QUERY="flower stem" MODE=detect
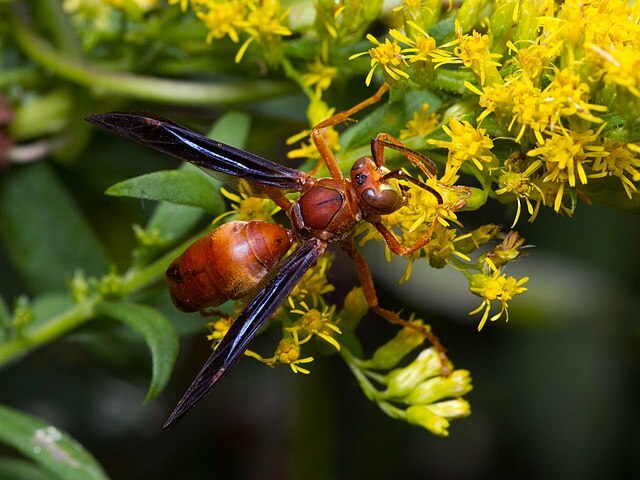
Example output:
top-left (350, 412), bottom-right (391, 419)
top-left (11, 4), bottom-right (294, 106)
top-left (0, 297), bottom-right (99, 365)
top-left (0, 230), bottom-right (205, 366)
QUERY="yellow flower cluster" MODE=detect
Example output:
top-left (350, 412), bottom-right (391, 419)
top-left (170, 0), bottom-right (291, 63)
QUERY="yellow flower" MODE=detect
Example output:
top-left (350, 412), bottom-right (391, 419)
top-left (428, 118), bottom-right (495, 183)
top-left (453, 20), bottom-right (502, 86)
top-left (506, 39), bottom-right (561, 84)
top-left (272, 337), bottom-right (314, 374)
top-left (590, 45), bottom-right (640, 98)
top-left (246, 335), bottom-right (315, 374)
top-left (301, 58), bottom-right (338, 97)
top-left (468, 262), bottom-right (529, 331)
top-left (349, 34), bottom-right (410, 86)
top-left (195, 0), bottom-right (246, 44)
top-left (589, 140), bottom-right (640, 199)
top-left (206, 316), bottom-right (232, 349)
top-left (289, 302), bottom-right (341, 351)
top-left (219, 187), bottom-right (279, 222)
top-left (388, 24), bottom-right (459, 85)
top-left (543, 68), bottom-right (607, 125)
top-left (400, 103), bottom-right (440, 139)
top-left (527, 125), bottom-right (607, 210)
top-left (287, 254), bottom-right (334, 307)
top-left (495, 154), bottom-right (544, 226)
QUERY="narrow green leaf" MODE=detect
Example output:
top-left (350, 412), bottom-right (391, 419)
top-left (0, 458), bottom-right (55, 480)
top-left (0, 163), bottom-right (109, 293)
top-left (106, 169), bottom-right (224, 214)
top-left (0, 405), bottom-right (110, 480)
top-left (95, 302), bottom-right (179, 402)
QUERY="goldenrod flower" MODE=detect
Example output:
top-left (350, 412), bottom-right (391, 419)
top-left (428, 118), bottom-right (495, 183)
top-left (195, 0), bottom-right (246, 44)
top-left (219, 187), bottom-right (279, 222)
top-left (527, 125), bottom-right (607, 210)
top-left (206, 316), bottom-right (232, 349)
top-left (247, 336), bottom-right (315, 374)
top-left (468, 261), bottom-right (529, 331)
top-left (589, 140), bottom-right (640, 199)
top-left (288, 254), bottom-right (334, 307)
top-left (453, 20), bottom-right (502, 86)
top-left (349, 34), bottom-right (410, 86)
top-left (389, 24), bottom-right (459, 85)
top-left (495, 156), bottom-right (544, 226)
top-left (400, 103), bottom-right (440, 139)
top-left (289, 302), bottom-right (342, 351)
top-left (301, 58), bottom-right (338, 97)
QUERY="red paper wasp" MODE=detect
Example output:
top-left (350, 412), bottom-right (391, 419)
top-left (87, 84), bottom-right (464, 429)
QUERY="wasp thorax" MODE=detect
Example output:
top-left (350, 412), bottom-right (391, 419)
top-left (350, 156), bottom-right (402, 215)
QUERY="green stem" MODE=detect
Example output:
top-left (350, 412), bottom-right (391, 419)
top-left (0, 228), bottom-right (206, 366)
top-left (340, 346), bottom-right (378, 401)
top-left (11, 4), bottom-right (295, 106)
top-left (0, 297), bottom-right (99, 365)
top-left (121, 235), bottom-right (199, 293)
top-left (0, 67), bottom-right (39, 87)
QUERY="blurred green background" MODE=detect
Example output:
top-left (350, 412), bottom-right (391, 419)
top-left (1, 1), bottom-right (640, 479)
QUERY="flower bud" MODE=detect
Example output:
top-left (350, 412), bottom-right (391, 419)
top-left (405, 405), bottom-right (451, 436)
top-left (406, 370), bottom-right (473, 405)
top-left (361, 323), bottom-right (426, 370)
top-left (384, 348), bottom-right (440, 398)
top-left (427, 399), bottom-right (472, 420)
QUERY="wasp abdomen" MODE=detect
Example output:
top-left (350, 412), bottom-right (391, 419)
top-left (165, 220), bottom-right (292, 312)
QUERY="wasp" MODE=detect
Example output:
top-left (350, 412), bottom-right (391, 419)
top-left (87, 84), bottom-right (465, 429)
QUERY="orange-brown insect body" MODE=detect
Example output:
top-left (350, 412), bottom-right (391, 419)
top-left (165, 220), bottom-right (292, 312)
top-left (291, 177), bottom-right (362, 242)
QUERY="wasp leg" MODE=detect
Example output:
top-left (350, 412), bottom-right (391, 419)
top-left (371, 132), bottom-right (438, 178)
top-left (340, 239), bottom-right (450, 375)
top-left (373, 219), bottom-right (440, 257)
top-left (310, 83), bottom-right (389, 180)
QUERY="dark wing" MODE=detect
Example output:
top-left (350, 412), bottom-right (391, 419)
top-left (162, 238), bottom-right (327, 429)
top-left (86, 112), bottom-right (309, 195)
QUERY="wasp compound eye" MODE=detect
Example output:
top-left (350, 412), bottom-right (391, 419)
top-left (361, 186), bottom-right (402, 215)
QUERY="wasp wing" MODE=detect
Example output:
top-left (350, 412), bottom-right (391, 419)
top-left (87, 112), bottom-right (309, 195)
top-left (163, 238), bottom-right (327, 429)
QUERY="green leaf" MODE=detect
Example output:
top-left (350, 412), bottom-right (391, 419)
top-left (137, 111), bottom-right (252, 252)
top-left (28, 293), bottom-right (75, 331)
top-left (341, 90), bottom-right (442, 153)
top-left (206, 110), bottom-right (251, 146)
top-left (95, 302), bottom-right (179, 402)
top-left (0, 458), bottom-right (55, 480)
top-left (0, 405), bottom-right (110, 480)
top-left (106, 169), bottom-right (224, 214)
top-left (0, 163), bottom-right (109, 293)
top-left (146, 202), bottom-right (206, 246)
